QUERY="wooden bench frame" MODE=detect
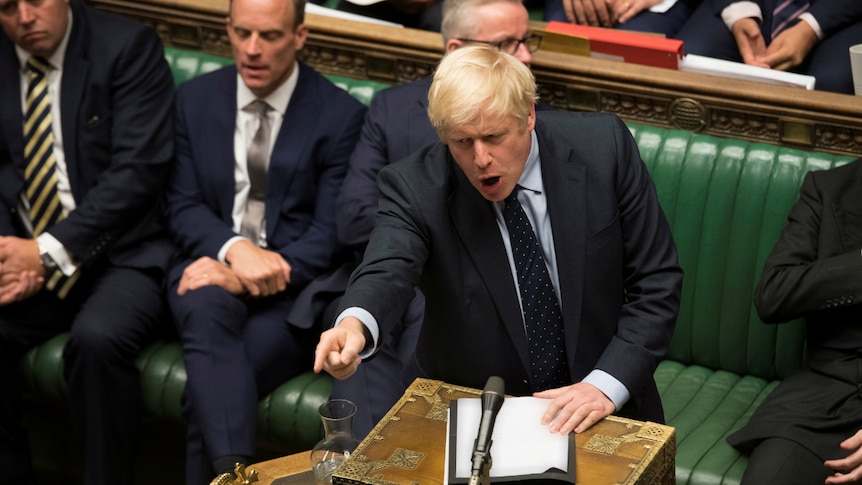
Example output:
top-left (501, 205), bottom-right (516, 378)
top-left (90, 0), bottom-right (862, 158)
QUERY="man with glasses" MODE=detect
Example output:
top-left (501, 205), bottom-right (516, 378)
top-left (331, 0), bottom-right (546, 439)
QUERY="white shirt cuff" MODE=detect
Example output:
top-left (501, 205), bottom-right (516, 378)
top-left (721, 1), bottom-right (762, 29)
top-left (335, 307), bottom-right (380, 359)
top-left (648, 0), bottom-right (677, 14)
top-left (218, 236), bottom-right (247, 265)
top-left (798, 13), bottom-right (823, 40)
top-left (37, 233), bottom-right (79, 276)
top-left (581, 369), bottom-right (630, 412)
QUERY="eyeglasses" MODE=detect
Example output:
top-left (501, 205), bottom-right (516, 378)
top-left (456, 34), bottom-right (542, 55)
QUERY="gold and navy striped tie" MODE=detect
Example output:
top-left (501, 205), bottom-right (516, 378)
top-left (24, 56), bottom-right (78, 298)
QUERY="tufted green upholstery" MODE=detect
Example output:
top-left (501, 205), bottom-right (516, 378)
top-left (632, 124), bottom-right (853, 484)
top-left (20, 46), bottom-right (857, 483)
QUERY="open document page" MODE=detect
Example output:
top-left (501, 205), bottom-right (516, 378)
top-left (444, 396), bottom-right (575, 484)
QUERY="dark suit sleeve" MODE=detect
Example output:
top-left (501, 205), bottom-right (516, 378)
top-left (272, 102), bottom-right (365, 287)
top-left (335, 92), bottom-right (392, 248)
top-left (49, 26), bottom-right (174, 265)
top-left (754, 167), bottom-right (862, 323)
top-left (339, 157), bottom-right (433, 335)
top-left (808, 0), bottom-right (862, 37)
top-left (593, 116), bottom-right (682, 396)
top-left (164, 82), bottom-right (240, 260)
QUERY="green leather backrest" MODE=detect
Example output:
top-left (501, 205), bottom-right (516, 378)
top-left (163, 47), bottom-right (390, 105)
top-left (631, 123), bottom-right (855, 381)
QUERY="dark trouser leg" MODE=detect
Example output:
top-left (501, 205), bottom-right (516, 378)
top-left (170, 274), bottom-right (316, 485)
top-left (63, 267), bottom-right (165, 485)
top-left (0, 290), bottom-right (78, 485)
top-left (741, 437), bottom-right (830, 485)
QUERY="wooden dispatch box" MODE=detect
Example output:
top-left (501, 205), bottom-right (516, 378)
top-left (332, 378), bottom-right (676, 485)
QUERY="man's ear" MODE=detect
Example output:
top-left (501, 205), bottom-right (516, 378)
top-left (445, 39), bottom-right (463, 54)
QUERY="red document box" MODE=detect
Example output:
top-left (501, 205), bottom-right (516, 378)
top-left (545, 21), bottom-right (683, 70)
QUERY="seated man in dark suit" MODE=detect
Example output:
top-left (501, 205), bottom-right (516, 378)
top-left (332, 0), bottom-right (546, 439)
top-left (163, 0), bottom-right (366, 481)
top-left (727, 159), bottom-right (862, 484)
top-left (0, 0), bottom-right (175, 483)
top-left (316, 45), bottom-right (683, 434)
top-left (676, 0), bottom-right (862, 94)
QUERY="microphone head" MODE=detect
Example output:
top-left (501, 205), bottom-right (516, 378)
top-left (483, 376), bottom-right (504, 398)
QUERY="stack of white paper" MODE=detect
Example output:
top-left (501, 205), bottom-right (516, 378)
top-left (679, 54), bottom-right (816, 89)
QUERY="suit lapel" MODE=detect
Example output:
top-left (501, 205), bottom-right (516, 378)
top-left (60, 2), bottom-right (88, 201)
top-left (449, 160), bottom-right (533, 374)
top-left (537, 122), bottom-right (587, 372)
top-left (205, 72), bottom-right (239, 222)
top-left (265, 63), bottom-right (315, 237)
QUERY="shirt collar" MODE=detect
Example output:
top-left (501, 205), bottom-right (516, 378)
top-left (16, 7), bottom-right (72, 73)
top-left (236, 61), bottom-right (299, 115)
top-left (517, 130), bottom-right (543, 194)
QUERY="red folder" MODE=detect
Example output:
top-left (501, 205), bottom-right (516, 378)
top-left (545, 21), bottom-right (684, 70)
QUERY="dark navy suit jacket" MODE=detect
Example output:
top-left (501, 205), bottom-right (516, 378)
top-left (165, 63), bottom-right (366, 326)
top-left (339, 112), bottom-right (683, 421)
top-left (0, 0), bottom-right (175, 273)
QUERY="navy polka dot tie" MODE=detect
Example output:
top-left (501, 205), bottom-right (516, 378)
top-left (503, 188), bottom-right (570, 391)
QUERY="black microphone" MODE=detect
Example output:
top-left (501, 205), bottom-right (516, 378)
top-left (470, 376), bottom-right (505, 481)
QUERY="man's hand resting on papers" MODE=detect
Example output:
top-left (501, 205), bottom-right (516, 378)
top-left (731, 17), bottom-right (769, 68)
top-left (534, 382), bottom-right (615, 434)
top-left (760, 20), bottom-right (818, 71)
top-left (314, 316), bottom-right (366, 379)
top-left (731, 17), bottom-right (818, 72)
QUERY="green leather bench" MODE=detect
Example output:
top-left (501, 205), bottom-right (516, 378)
top-left (21, 46), bottom-right (856, 483)
top-left (634, 128), bottom-right (854, 483)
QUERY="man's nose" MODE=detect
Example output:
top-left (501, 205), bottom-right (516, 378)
top-left (245, 34), bottom-right (262, 56)
top-left (18, 2), bottom-right (36, 25)
top-left (474, 142), bottom-right (492, 168)
top-left (514, 43), bottom-right (532, 65)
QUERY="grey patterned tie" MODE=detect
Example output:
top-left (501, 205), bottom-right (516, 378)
top-left (240, 100), bottom-right (272, 246)
top-left (503, 187), bottom-right (570, 391)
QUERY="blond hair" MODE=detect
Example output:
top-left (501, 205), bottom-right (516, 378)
top-left (427, 45), bottom-right (537, 139)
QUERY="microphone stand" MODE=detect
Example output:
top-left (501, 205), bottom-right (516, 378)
top-left (468, 454), bottom-right (492, 485)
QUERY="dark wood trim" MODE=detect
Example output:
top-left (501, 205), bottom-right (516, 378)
top-left (88, 0), bottom-right (862, 157)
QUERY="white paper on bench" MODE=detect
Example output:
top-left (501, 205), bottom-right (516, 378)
top-left (679, 54), bottom-right (816, 89)
top-left (447, 396), bottom-right (569, 480)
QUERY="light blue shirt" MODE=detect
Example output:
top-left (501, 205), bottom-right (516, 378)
top-left (339, 131), bottom-right (630, 410)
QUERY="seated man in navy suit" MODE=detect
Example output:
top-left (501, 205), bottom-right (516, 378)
top-left (332, 0), bottom-right (548, 439)
top-left (0, 0), bottom-right (174, 483)
top-left (317, 45), bottom-right (682, 435)
top-left (676, 0), bottom-right (862, 94)
top-left (163, 0), bottom-right (366, 482)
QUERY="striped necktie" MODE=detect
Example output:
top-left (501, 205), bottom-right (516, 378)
top-left (771, 0), bottom-right (809, 38)
top-left (24, 57), bottom-right (78, 299)
top-left (503, 188), bottom-right (570, 391)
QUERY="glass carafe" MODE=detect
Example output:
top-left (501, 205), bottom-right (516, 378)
top-left (309, 399), bottom-right (360, 484)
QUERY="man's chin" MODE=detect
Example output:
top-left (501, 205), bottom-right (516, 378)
top-left (240, 76), bottom-right (272, 96)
